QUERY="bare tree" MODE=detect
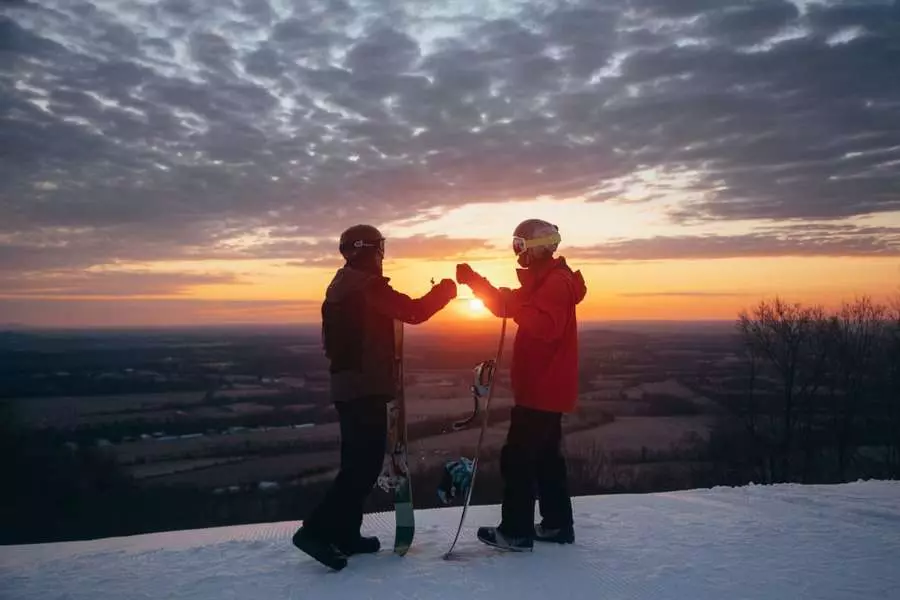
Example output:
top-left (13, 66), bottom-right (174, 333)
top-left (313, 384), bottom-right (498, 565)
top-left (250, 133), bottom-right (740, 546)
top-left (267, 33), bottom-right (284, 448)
top-left (731, 330), bottom-right (773, 483)
top-left (798, 313), bottom-right (833, 481)
top-left (825, 296), bottom-right (888, 480)
top-left (736, 297), bottom-right (830, 482)
top-left (885, 295), bottom-right (900, 477)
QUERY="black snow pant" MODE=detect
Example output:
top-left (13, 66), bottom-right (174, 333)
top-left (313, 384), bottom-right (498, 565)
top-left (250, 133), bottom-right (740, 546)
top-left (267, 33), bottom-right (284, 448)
top-left (498, 405), bottom-right (573, 539)
top-left (302, 396), bottom-right (387, 545)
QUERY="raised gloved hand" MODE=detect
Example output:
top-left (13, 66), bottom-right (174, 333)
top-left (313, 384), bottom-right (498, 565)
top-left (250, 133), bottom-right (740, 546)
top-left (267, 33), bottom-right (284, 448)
top-left (455, 263), bottom-right (478, 286)
top-left (435, 277), bottom-right (457, 299)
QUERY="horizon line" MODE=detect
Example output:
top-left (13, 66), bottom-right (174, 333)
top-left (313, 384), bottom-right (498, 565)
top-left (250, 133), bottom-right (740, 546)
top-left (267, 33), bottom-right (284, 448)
top-left (0, 318), bottom-right (739, 333)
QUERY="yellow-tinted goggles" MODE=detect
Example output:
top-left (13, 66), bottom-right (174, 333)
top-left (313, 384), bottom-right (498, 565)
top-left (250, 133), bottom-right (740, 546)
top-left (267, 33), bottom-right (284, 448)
top-left (512, 232), bottom-right (561, 255)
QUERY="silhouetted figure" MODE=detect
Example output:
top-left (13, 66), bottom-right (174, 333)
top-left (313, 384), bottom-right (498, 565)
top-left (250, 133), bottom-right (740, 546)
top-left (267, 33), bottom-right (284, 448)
top-left (456, 218), bottom-right (587, 551)
top-left (293, 224), bottom-right (457, 570)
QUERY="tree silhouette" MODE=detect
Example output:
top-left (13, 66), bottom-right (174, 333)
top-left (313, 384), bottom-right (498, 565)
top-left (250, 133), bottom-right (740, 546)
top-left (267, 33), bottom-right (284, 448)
top-left (737, 297), bottom-right (829, 482)
top-left (734, 295), bottom-right (900, 484)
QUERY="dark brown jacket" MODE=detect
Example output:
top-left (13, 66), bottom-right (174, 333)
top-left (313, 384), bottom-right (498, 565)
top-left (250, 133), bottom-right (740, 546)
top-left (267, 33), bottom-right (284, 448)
top-left (321, 266), bottom-right (455, 403)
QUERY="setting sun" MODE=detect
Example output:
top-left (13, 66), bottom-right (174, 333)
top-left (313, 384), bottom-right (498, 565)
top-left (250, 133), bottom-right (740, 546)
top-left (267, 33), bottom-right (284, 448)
top-left (467, 298), bottom-right (487, 316)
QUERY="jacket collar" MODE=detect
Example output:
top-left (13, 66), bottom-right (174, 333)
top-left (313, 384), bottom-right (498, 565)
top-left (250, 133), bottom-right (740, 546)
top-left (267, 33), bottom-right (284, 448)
top-left (515, 256), bottom-right (587, 304)
top-left (516, 257), bottom-right (566, 290)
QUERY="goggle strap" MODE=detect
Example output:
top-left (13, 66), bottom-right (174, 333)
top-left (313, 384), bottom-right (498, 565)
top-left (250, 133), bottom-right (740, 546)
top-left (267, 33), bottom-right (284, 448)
top-left (514, 232), bottom-right (561, 251)
top-left (352, 239), bottom-right (385, 250)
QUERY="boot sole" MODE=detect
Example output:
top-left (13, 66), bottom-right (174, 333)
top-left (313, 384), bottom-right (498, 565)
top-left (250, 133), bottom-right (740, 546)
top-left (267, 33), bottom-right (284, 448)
top-left (336, 536), bottom-right (381, 556)
top-left (477, 534), bottom-right (534, 552)
top-left (293, 533), bottom-right (349, 571)
top-left (340, 547), bottom-right (381, 556)
top-left (535, 537), bottom-right (574, 544)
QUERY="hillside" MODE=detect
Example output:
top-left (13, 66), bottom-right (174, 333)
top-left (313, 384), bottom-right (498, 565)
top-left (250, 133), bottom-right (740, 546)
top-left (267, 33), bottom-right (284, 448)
top-left (2, 481), bottom-right (898, 599)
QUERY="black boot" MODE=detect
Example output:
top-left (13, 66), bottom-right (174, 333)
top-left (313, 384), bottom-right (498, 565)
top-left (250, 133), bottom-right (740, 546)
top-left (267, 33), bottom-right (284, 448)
top-left (292, 526), bottom-right (348, 571)
top-left (336, 535), bottom-right (381, 556)
top-left (476, 526), bottom-right (533, 552)
top-left (534, 523), bottom-right (574, 544)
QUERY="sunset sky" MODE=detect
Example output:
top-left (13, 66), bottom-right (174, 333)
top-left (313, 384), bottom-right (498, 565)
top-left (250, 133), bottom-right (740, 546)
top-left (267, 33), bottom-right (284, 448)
top-left (2, 0), bottom-right (898, 328)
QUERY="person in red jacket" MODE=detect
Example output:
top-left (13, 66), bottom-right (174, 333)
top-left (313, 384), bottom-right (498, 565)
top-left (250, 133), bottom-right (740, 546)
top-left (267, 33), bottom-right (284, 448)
top-left (294, 224), bottom-right (457, 570)
top-left (456, 218), bottom-right (587, 552)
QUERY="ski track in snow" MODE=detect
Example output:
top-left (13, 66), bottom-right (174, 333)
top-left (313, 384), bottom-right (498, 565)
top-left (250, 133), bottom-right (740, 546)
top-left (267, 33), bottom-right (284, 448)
top-left (2, 481), bottom-right (900, 600)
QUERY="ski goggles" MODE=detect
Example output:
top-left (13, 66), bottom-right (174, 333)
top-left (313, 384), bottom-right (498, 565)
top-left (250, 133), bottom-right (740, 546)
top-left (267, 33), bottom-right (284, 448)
top-left (351, 238), bottom-right (385, 255)
top-left (512, 232), bottom-right (561, 256)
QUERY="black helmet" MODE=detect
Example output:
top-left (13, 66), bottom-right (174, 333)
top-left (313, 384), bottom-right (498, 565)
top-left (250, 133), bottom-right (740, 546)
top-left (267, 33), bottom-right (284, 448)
top-left (339, 224), bottom-right (385, 260)
top-left (512, 219), bottom-right (560, 266)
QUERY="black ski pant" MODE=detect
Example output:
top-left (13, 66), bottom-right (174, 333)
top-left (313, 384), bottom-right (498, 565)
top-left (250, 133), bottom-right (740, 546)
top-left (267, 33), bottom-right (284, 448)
top-left (302, 396), bottom-right (387, 545)
top-left (498, 405), bottom-right (573, 538)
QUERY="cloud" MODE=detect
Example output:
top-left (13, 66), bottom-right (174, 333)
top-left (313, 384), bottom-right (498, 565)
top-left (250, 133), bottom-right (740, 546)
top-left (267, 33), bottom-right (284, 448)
top-left (1, 0), bottom-right (898, 297)
top-left (385, 234), bottom-right (495, 260)
top-left (567, 224), bottom-right (900, 261)
top-left (278, 234), bottom-right (495, 269)
top-left (0, 297), bottom-right (322, 327)
top-left (0, 269), bottom-right (240, 297)
top-left (0, 224), bottom-right (492, 274)
top-left (617, 291), bottom-right (754, 298)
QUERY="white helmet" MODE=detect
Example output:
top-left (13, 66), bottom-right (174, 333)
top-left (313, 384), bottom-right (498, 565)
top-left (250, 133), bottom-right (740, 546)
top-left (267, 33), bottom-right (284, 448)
top-left (512, 219), bottom-right (561, 267)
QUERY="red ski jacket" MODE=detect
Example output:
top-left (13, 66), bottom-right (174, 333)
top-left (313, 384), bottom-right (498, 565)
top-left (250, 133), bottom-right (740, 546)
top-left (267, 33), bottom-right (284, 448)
top-left (466, 257), bottom-right (587, 414)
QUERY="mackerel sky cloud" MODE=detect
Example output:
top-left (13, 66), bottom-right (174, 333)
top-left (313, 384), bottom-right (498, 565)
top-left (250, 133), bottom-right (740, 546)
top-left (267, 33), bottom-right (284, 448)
top-left (1, 0), bottom-right (899, 323)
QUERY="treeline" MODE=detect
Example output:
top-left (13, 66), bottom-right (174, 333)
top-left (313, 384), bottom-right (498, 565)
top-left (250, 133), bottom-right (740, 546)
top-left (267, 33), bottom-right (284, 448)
top-left (711, 295), bottom-right (900, 485)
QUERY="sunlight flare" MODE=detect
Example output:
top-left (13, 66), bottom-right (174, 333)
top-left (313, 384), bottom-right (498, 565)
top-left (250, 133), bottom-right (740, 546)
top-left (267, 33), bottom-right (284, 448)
top-left (468, 297), bottom-right (487, 316)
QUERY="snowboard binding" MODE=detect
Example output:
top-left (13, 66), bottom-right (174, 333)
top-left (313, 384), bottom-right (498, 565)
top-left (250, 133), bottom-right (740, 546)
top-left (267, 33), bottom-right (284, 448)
top-left (451, 359), bottom-right (496, 431)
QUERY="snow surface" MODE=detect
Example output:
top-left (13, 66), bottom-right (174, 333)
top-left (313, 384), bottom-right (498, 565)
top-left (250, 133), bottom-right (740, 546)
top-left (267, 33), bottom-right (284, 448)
top-left (2, 481), bottom-right (900, 600)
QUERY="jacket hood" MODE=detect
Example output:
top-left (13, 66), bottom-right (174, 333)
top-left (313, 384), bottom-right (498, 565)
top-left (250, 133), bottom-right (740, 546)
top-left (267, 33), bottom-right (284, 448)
top-left (516, 256), bottom-right (586, 304)
top-left (324, 266), bottom-right (386, 302)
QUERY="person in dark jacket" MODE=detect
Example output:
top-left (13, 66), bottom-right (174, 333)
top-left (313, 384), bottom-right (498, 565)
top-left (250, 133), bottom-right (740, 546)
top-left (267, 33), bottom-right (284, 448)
top-left (293, 224), bottom-right (457, 570)
top-left (456, 218), bottom-right (587, 552)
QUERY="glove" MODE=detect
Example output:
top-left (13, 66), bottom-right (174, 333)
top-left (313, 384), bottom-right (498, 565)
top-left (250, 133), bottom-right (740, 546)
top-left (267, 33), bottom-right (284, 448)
top-left (435, 278), bottom-right (457, 299)
top-left (436, 457), bottom-right (474, 505)
top-left (456, 263), bottom-right (478, 286)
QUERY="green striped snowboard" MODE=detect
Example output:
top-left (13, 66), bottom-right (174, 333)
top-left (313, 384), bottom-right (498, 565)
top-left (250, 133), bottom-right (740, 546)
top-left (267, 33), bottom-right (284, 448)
top-left (388, 319), bottom-right (414, 555)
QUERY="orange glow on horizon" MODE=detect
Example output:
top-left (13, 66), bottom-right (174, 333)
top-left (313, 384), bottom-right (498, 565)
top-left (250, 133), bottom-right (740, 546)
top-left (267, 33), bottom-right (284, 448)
top-left (1, 254), bottom-right (896, 328)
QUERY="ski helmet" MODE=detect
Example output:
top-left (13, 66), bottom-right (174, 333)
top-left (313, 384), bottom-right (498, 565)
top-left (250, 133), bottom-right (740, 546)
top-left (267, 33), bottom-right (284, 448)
top-left (339, 224), bottom-right (385, 261)
top-left (512, 219), bottom-right (561, 267)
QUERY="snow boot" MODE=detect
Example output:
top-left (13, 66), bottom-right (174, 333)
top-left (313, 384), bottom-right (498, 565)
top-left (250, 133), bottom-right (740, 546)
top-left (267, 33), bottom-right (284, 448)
top-left (292, 526), bottom-right (348, 571)
top-left (534, 523), bottom-right (574, 544)
top-left (476, 526), bottom-right (534, 552)
top-left (336, 535), bottom-right (381, 556)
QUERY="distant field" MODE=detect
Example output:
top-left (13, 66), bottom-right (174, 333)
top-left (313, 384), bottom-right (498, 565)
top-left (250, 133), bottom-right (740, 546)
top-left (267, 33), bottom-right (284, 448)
top-left (625, 379), bottom-right (697, 400)
top-left (113, 423), bottom-right (339, 464)
top-left (411, 423), bottom-right (511, 459)
top-left (564, 416), bottom-right (716, 455)
top-left (406, 392), bottom-right (514, 423)
top-left (14, 402), bottom-right (292, 429)
top-left (9, 391), bottom-right (210, 428)
top-left (4, 329), bottom-right (745, 494)
top-left (144, 451), bottom-right (339, 488)
top-left (126, 457), bottom-right (246, 479)
top-left (212, 388), bottom-right (286, 400)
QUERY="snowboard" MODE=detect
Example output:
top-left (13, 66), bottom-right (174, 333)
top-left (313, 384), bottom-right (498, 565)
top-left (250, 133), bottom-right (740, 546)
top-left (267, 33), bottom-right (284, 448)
top-left (443, 315), bottom-right (508, 559)
top-left (385, 318), bottom-right (414, 555)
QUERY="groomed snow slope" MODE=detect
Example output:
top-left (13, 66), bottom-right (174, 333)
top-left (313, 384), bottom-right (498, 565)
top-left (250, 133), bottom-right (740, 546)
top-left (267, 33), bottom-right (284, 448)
top-left (2, 481), bottom-right (899, 600)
